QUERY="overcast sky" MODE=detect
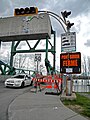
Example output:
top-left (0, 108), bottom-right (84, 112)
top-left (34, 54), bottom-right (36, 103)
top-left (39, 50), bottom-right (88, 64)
top-left (0, 0), bottom-right (90, 70)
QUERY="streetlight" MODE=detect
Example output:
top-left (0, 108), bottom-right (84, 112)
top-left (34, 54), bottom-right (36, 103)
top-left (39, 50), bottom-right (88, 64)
top-left (61, 10), bottom-right (74, 31)
top-left (38, 10), bottom-right (67, 32)
top-left (61, 11), bottom-right (71, 22)
top-left (66, 20), bottom-right (74, 31)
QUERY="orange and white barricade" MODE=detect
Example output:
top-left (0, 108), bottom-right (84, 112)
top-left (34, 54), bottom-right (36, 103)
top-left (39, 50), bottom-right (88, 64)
top-left (32, 75), bottom-right (62, 93)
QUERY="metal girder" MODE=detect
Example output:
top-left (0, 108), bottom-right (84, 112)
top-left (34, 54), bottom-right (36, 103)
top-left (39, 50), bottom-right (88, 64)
top-left (45, 31), bottom-right (56, 74)
top-left (9, 31), bottom-right (56, 75)
top-left (10, 31), bottom-right (56, 62)
top-left (0, 60), bottom-right (16, 75)
top-left (12, 49), bottom-right (55, 53)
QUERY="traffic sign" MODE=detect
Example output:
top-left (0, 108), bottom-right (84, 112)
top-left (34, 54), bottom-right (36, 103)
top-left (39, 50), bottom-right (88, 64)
top-left (34, 54), bottom-right (41, 62)
top-left (60, 52), bottom-right (81, 74)
top-left (61, 32), bottom-right (76, 52)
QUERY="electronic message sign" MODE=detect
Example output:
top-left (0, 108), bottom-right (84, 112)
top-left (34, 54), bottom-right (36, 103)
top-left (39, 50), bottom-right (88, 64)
top-left (60, 52), bottom-right (81, 74)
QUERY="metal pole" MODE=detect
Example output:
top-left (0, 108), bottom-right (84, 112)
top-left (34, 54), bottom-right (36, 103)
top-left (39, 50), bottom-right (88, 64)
top-left (37, 60), bottom-right (38, 73)
top-left (38, 10), bottom-right (66, 25)
top-left (45, 37), bottom-right (49, 75)
top-left (38, 10), bottom-right (66, 32)
top-left (0, 40), bottom-right (1, 48)
top-left (10, 41), bottom-right (15, 67)
top-left (53, 31), bottom-right (56, 72)
top-left (46, 37), bottom-right (48, 60)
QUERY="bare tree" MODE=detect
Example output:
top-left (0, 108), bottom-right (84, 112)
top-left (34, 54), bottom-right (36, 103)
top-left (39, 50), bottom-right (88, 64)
top-left (82, 55), bottom-right (87, 76)
top-left (13, 54), bottom-right (35, 70)
top-left (87, 56), bottom-right (90, 75)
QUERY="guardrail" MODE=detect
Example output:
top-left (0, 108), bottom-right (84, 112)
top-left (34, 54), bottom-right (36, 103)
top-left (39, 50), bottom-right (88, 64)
top-left (0, 75), bottom-right (11, 83)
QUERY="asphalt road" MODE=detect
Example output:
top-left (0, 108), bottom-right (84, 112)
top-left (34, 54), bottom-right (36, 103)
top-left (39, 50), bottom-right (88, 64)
top-left (0, 82), bottom-right (31, 120)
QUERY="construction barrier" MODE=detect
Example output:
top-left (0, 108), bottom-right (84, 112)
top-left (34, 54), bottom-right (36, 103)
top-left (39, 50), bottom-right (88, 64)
top-left (32, 75), bottom-right (62, 93)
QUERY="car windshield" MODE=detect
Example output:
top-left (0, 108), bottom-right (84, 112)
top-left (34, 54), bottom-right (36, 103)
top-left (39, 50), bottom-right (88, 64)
top-left (12, 75), bottom-right (25, 79)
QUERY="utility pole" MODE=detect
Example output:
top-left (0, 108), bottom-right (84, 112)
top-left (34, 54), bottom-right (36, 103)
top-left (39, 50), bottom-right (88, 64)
top-left (61, 10), bottom-right (75, 96)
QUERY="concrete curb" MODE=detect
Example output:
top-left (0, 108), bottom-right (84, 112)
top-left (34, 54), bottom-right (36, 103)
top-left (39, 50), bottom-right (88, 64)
top-left (60, 92), bottom-right (77, 100)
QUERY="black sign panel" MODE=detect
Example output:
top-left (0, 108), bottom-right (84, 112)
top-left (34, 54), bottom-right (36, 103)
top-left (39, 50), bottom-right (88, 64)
top-left (60, 52), bottom-right (81, 74)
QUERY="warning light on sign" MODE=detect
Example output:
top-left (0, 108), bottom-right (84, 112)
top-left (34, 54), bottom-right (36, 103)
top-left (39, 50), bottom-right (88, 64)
top-left (14, 7), bottom-right (38, 16)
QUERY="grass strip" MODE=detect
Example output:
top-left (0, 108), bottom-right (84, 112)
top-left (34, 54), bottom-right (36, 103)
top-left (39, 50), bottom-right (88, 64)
top-left (61, 93), bottom-right (90, 118)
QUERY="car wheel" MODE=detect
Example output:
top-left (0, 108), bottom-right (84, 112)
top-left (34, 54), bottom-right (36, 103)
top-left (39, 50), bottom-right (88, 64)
top-left (30, 80), bottom-right (33, 86)
top-left (5, 86), bottom-right (9, 88)
top-left (21, 82), bottom-right (25, 88)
